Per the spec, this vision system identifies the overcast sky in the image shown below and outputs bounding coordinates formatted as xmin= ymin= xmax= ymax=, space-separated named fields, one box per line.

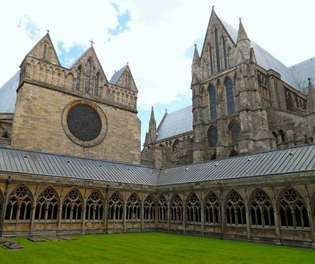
xmin=0 ymin=0 xmax=314 ymax=145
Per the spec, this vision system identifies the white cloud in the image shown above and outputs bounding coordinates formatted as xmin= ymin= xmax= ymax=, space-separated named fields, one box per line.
xmin=1 ymin=0 xmax=315 ymax=110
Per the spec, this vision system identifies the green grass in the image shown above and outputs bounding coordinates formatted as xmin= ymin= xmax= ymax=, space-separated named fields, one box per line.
xmin=0 ymin=233 xmax=314 ymax=264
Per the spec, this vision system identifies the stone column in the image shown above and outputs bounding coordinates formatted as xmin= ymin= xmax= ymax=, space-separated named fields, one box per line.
xmin=305 ymin=197 xmax=315 ymax=248
xmin=30 ymin=185 xmax=39 ymax=236
xmin=0 ymin=178 xmax=11 ymax=236
xmin=57 ymin=194 xmax=63 ymax=234
xmin=82 ymin=196 xmax=87 ymax=235
xmin=123 ymin=199 xmax=127 ymax=233
xmin=140 ymin=195 xmax=144 ymax=232
xmin=272 ymin=193 xmax=281 ymax=245
xmin=244 ymin=189 xmax=251 ymax=241
xmin=104 ymin=187 xmax=109 ymax=233
xmin=183 ymin=195 xmax=186 ymax=234
xmin=200 ymin=192 xmax=205 ymax=236
xmin=220 ymin=189 xmax=225 ymax=239
xmin=167 ymin=197 xmax=171 ymax=232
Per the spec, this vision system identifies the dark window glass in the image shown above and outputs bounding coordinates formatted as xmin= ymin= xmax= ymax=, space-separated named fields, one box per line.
xmin=208 ymin=84 xmax=217 ymax=121
xmin=225 ymin=79 xmax=235 ymax=115
xmin=207 ymin=126 xmax=218 ymax=147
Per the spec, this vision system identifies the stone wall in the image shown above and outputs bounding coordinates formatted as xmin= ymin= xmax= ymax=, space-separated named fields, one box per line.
xmin=0 ymin=172 xmax=314 ymax=248
xmin=11 ymin=83 xmax=140 ymax=164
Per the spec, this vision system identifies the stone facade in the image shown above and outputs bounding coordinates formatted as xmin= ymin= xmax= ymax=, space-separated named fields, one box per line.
xmin=0 ymin=8 xmax=315 ymax=249
xmin=8 ymin=34 xmax=141 ymax=164
xmin=142 ymin=9 xmax=315 ymax=168
xmin=0 ymin=171 xmax=314 ymax=248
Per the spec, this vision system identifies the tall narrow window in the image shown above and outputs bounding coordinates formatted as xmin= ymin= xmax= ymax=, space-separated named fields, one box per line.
xmin=35 ymin=187 xmax=59 ymax=222
xmin=205 ymin=192 xmax=220 ymax=224
xmin=226 ymin=190 xmax=246 ymax=226
xmin=95 ymin=72 xmax=100 ymax=97
xmin=222 ymin=37 xmax=228 ymax=69
xmin=225 ymin=78 xmax=235 ymax=115
xmin=144 ymin=195 xmax=155 ymax=222
xmin=208 ymin=84 xmax=217 ymax=121
xmin=85 ymin=59 xmax=93 ymax=94
xmin=186 ymin=193 xmax=201 ymax=223
xmin=62 ymin=189 xmax=83 ymax=221
xmin=76 ymin=66 xmax=82 ymax=91
xmin=170 ymin=194 xmax=183 ymax=223
xmin=85 ymin=191 xmax=104 ymax=221
xmin=208 ymin=44 xmax=213 ymax=75
xmin=207 ymin=126 xmax=218 ymax=147
xmin=157 ymin=195 xmax=168 ymax=223
xmin=108 ymin=192 xmax=123 ymax=221
xmin=214 ymin=28 xmax=221 ymax=72
xmin=126 ymin=193 xmax=141 ymax=221
xmin=43 ymin=43 xmax=48 ymax=60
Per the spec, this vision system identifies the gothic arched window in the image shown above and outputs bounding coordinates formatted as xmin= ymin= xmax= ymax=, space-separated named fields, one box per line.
xmin=35 ymin=187 xmax=59 ymax=221
xmin=279 ymin=188 xmax=309 ymax=228
xmin=126 ymin=193 xmax=141 ymax=221
xmin=76 ymin=65 xmax=82 ymax=90
xmin=208 ymin=84 xmax=217 ymax=121
xmin=229 ymin=121 xmax=241 ymax=144
xmin=5 ymin=185 xmax=33 ymax=221
xmin=86 ymin=191 xmax=104 ymax=221
xmin=108 ymin=192 xmax=123 ymax=221
xmin=144 ymin=195 xmax=155 ymax=222
xmin=225 ymin=78 xmax=235 ymax=115
xmin=62 ymin=189 xmax=83 ymax=221
xmin=207 ymin=126 xmax=218 ymax=147
xmin=172 ymin=139 xmax=180 ymax=153
xmin=226 ymin=190 xmax=246 ymax=226
xmin=85 ymin=59 xmax=93 ymax=94
xmin=95 ymin=71 xmax=100 ymax=96
xmin=205 ymin=192 xmax=220 ymax=224
xmin=186 ymin=193 xmax=201 ymax=223
xmin=214 ymin=28 xmax=221 ymax=72
xmin=170 ymin=194 xmax=183 ymax=223
xmin=250 ymin=189 xmax=275 ymax=227
xmin=222 ymin=36 xmax=228 ymax=69
xmin=157 ymin=195 xmax=168 ymax=223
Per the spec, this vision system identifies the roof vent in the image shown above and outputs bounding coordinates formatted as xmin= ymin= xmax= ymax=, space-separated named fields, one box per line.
xmin=214 ymin=162 xmax=219 ymax=167
xmin=247 ymin=158 xmax=252 ymax=162
xmin=23 ymin=155 xmax=28 ymax=159
xmin=99 ymin=165 xmax=103 ymax=168
xmin=67 ymin=160 xmax=71 ymax=164
xmin=289 ymin=152 xmax=294 ymax=156
xmin=185 ymin=167 xmax=189 ymax=172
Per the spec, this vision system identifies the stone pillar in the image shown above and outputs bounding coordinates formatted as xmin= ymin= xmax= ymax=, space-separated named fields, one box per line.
xmin=220 ymin=190 xmax=225 ymax=239
xmin=167 ymin=197 xmax=171 ymax=232
xmin=272 ymin=194 xmax=281 ymax=245
xmin=200 ymin=192 xmax=205 ymax=236
xmin=305 ymin=197 xmax=315 ymax=248
xmin=82 ymin=194 xmax=87 ymax=235
xmin=57 ymin=194 xmax=63 ymax=235
xmin=140 ymin=196 xmax=144 ymax=232
xmin=0 ymin=178 xmax=10 ymax=236
xmin=183 ymin=196 xmax=186 ymax=234
xmin=104 ymin=187 xmax=109 ymax=233
xmin=245 ymin=194 xmax=251 ymax=241
xmin=123 ymin=200 xmax=127 ymax=233
xmin=30 ymin=185 xmax=39 ymax=236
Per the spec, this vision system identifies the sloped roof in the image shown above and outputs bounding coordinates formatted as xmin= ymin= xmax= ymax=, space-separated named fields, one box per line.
xmin=221 ymin=21 xmax=308 ymax=91
xmin=156 ymin=105 xmax=193 ymax=141
xmin=110 ymin=65 xmax=127 ymax=84
xmin=290 ymin=57 xmax=315 ymax=93
xmin=0 ymin=144 xmax=314 ymax=186
xmin=159 ymin=144 xmax=315 ymax=185
xmin=0 ymin=71 xmax=19 ymax=113
xmin=0 ymin=147 xmax=158 ymax=185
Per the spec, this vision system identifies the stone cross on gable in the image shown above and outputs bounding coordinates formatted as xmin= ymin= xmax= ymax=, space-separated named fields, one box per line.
xmin=90 ymin=40 xmax=95 ymax=47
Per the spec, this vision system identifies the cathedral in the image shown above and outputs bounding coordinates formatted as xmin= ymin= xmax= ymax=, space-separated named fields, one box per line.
xmin=0 ymin=9 xmax=314 ymax=248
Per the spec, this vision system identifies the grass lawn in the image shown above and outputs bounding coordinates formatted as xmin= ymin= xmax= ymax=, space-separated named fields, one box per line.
xmin=0 ymin=232 xmax=314 ymax=264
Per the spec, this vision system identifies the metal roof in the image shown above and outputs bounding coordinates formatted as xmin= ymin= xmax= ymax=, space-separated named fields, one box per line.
xmin=0 ymin=144 xmax=314 ymax=186
xmin=110 ymin=65 xmax=127 ymax=84
xmin=222 ymin=20 xmax=315 ymax=92
xmin=0 ymin=71 xmax=19 ymax=113
xmin=159 ymin=144 xmax=315 ymax=185
xmin=0 ymin=147 xmax=158 ymax=186
xmin=156 ymin=105 xmax=193 ymax=141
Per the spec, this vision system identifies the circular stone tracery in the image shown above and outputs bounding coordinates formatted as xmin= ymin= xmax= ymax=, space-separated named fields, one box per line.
xmin=67 ymin=104 xmax=102 ymax=142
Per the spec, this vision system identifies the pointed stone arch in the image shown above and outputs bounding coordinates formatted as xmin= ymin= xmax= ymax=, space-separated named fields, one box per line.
xmin=5 ymin=185 xmax=33 ymax=221
xmin=205 ymin=191 xmax=220 ymax=224
xmin=126 ymin=193 xmax=141 ymax=221
xmin=35 ymin=186 xmax=59 ymax=222
xmin=62 ymin=188 xmax=83 ymax=221
xmin=249 ymin=189 xmax=275 ymax=227
xmin=108 ymin=192 xmax=123 ymax=221
xmin=278 ymin=188 xmax=310 ymax=228
xmin=170 ymin=194 xmax=183 ymax=223
xmin=186 ymin=192 xmax=201 ymax=223
xmin=225 ymin=190 xmax=246 ymax=226
xmin=228 ymin=119 xmax=241 ymax=145
xmin=86 ymin=191 xmax=105 ymax=221
xmin=143 ymin=194 xmax=156 ymax=222
xmin=157 ymin=194 xmax=168 ymax=223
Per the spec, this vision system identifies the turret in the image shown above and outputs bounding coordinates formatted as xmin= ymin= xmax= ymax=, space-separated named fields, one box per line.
xmin=235 ymin=19 xmax=251 ymax=64
xmin=192 ymin=44 xmax=201 ymax=84
xmin=307 ymin=78 xmax=315 ymax=114
xmin=144 ymin=106 xmax=157 ymax=145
